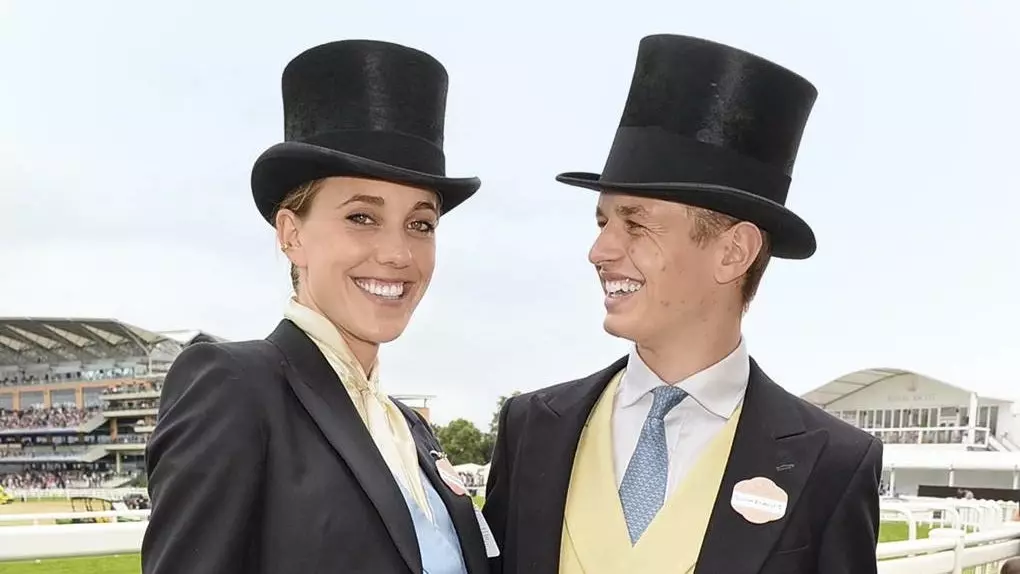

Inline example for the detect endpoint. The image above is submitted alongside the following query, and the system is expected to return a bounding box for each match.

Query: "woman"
[141,40,488,574]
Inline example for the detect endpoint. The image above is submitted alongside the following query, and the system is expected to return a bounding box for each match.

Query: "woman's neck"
[338,328,379,375]
[295,291,379,374]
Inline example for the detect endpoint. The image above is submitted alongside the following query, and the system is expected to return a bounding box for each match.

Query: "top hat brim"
[251,141,481,224]
[556,172,816,260]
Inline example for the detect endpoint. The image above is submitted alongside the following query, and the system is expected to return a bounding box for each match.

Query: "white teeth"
[604,279,643,295]
[355,279,405,299]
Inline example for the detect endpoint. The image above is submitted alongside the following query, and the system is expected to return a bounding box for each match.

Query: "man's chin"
[603,316,638,343]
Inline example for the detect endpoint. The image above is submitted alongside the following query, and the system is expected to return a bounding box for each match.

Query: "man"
[483,34,882,574]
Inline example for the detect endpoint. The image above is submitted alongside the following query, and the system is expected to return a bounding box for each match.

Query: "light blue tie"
[618,385,688,544]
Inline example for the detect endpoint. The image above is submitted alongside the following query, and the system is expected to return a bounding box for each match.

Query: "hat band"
[301,129,446,176]
[600,126,791,204]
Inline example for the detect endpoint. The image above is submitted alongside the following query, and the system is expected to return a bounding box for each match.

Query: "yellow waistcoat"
[560,370,742,574]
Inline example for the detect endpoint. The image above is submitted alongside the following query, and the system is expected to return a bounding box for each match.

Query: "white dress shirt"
[612,339,750,497]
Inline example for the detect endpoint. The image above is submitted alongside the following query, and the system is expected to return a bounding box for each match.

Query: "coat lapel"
[390,399,488,574]
[694,359,828,574]
[267,320,421,574]
[410,434,489,574]
[515,357,627,571]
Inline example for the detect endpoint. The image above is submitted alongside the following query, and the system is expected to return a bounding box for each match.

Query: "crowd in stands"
[105,399,159,413]
[103,380,163,395]
[0,367,142,388]
[0,469,116,490]
[0,406,100,431]
[0,445,92,459]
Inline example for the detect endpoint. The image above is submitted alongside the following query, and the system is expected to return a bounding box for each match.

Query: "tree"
[432,392,522,465]
[434,418,487,465]
[489,392,521,435]
[479,391,521,462]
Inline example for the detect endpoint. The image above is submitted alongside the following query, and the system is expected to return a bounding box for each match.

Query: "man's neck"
[635,319,743,383]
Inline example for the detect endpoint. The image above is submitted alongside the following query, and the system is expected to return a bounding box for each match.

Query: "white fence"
[878,525,1020,574]
[878,496,1020,573]
[4,487,148,501]
[0,509,150,526]
[0,522,146,562]
[1,498,1020,571]
[881,496,1020,537]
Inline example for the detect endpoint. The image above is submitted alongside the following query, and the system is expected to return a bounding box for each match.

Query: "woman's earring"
[281,242,292,252]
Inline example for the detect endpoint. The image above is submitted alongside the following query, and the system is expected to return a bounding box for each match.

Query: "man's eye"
[409,220,436,234]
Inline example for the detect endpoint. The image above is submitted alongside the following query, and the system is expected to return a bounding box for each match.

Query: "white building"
[801,368,1020,497]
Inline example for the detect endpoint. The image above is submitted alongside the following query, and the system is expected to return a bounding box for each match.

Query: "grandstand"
[0,317,437,495]
[0,318,214,492]
[802,368,1020,498]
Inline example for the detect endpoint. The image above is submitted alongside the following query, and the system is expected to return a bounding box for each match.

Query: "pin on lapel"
[430,449,468,497]
[730,476,788,524]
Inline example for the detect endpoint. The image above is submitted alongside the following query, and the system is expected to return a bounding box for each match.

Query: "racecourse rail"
[2,490,1020,572]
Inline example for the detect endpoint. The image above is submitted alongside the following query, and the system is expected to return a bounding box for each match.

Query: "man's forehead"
[596,192,683,217]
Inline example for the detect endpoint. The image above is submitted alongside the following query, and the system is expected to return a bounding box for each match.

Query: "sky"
[1,1,1018,429]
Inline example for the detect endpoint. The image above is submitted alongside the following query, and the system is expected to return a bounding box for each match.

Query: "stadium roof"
[0,317,174,366]
[159,330,227,346]
[801,367,1012,407]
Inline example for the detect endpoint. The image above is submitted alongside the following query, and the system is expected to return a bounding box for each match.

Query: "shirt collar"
[617,338,750,419]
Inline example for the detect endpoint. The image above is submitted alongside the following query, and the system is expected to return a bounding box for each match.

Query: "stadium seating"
[0,469,122,489]
[0,406,100,430]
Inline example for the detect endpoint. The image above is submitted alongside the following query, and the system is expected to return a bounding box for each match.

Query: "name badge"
[730,476,788,524]
[430,450,468,497]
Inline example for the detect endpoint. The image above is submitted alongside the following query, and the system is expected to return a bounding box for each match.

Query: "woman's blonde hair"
[274,179,324,291]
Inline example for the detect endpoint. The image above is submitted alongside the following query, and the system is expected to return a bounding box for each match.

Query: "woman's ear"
[276,209,307,268]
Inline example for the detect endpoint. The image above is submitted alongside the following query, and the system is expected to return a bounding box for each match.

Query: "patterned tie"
[618,385,688,544]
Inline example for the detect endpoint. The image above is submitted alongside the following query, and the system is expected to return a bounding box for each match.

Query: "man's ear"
[714,221,763,285]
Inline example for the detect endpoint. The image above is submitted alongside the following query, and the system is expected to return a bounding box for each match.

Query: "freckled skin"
[588,192,758,369]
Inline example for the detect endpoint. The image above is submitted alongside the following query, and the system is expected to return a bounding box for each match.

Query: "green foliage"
[432,391,521,465]
[434,419,487,465]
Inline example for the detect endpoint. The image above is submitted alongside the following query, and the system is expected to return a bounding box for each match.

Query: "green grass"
[878,521,932,543]
[0,555,139,574]
[0,519,952,572]
[877,522,984,574]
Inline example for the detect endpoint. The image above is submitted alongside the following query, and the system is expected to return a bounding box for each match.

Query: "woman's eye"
[347,213,374,225]
[625,219,643,232]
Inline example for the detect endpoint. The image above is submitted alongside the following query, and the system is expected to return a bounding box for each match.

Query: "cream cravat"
[284,298,433,522]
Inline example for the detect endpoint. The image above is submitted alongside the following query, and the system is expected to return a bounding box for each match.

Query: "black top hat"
[557,35,818,259]
[251,40,480,223]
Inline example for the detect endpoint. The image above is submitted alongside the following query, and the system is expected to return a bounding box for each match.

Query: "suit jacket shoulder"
[786,390,882,470]
[502,357,628,424]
